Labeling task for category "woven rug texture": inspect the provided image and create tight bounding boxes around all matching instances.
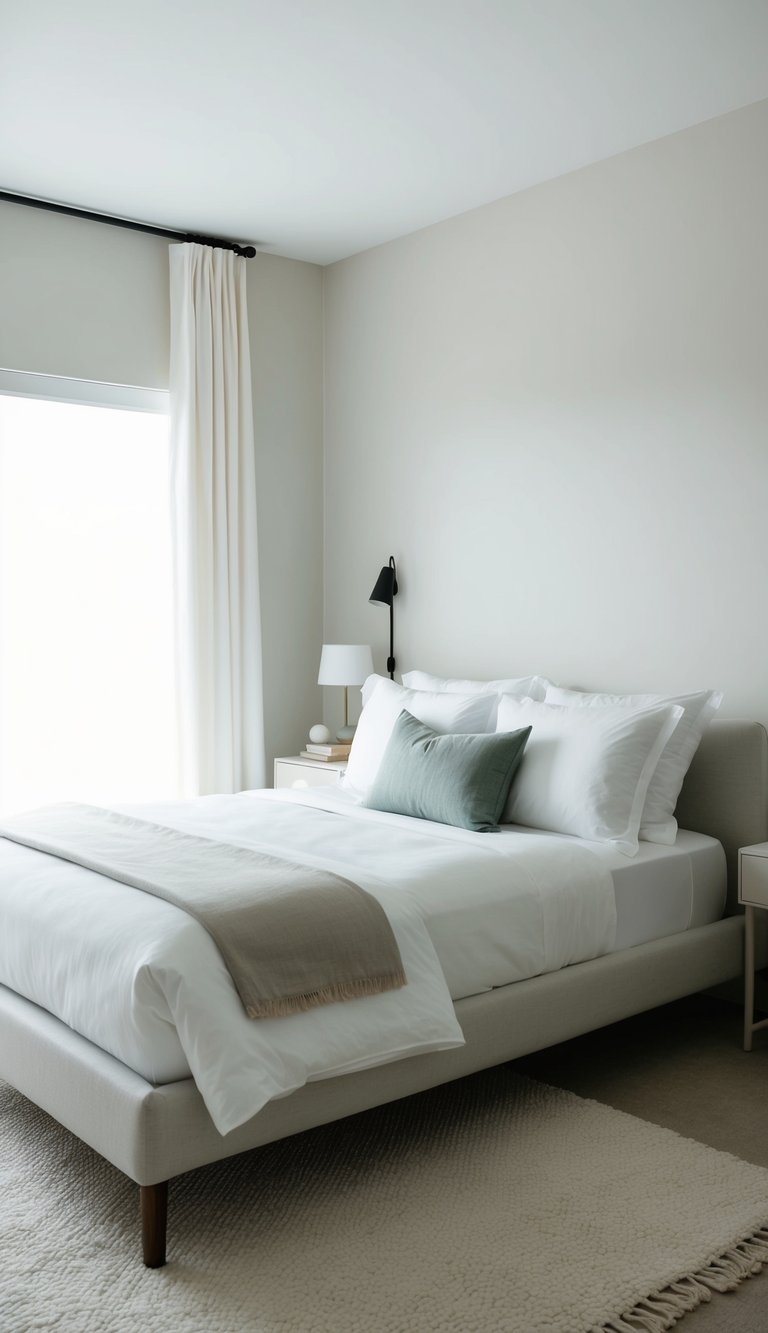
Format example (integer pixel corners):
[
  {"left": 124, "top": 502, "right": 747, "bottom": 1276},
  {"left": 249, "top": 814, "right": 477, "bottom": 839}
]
[{"left": 2, "top": 1067, "right": 768, "bottom": 1333}]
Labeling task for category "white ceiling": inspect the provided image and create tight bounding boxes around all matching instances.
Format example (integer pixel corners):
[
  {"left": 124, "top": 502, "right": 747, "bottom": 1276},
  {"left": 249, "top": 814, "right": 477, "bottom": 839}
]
[{"left": 3, "top": 1, "right": 768, "bottom": 266}]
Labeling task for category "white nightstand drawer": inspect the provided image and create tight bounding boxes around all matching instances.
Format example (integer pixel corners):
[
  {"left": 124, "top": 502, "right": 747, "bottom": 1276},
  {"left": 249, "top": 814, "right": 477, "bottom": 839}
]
[
  {"left": 740, "top": 851, "right": 768, "bottom": 907},
  {"left": 274, "top": 758, "right": 346, "bottom": 790}
]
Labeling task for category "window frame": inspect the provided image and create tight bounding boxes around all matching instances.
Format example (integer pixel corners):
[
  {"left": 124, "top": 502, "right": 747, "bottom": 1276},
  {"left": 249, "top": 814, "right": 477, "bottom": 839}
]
[{"left": 0, "top": 367, "right": 168, "bottom": 415}]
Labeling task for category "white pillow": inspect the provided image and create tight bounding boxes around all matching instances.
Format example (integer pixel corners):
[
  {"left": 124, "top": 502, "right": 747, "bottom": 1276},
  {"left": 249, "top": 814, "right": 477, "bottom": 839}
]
[
  {"left": 402, "top": 670, "right": 548, "bottom": 700},
  {"left": 361, "top": 671, "right": 546, "bottom": 710},
  {"left": 544, "top": 685, "right": 723, "bottom": 845},
  {"left": 345, "top": 677, "right": 497, "bottom": 799},
  {"left": 361, "top": 673, "right": 393, "bottom": 709},
  {"left": 496, "top": 695, "right": 683, "bottom": 856}
]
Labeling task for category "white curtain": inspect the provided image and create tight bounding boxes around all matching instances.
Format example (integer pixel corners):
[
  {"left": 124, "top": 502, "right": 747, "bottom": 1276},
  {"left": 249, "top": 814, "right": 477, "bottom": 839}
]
[{"left": 169, "top": 243, "right": 265, "bottom": 795}]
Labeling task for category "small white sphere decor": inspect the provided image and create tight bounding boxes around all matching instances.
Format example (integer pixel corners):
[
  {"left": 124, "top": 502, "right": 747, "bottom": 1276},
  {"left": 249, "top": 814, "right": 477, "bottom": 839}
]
[{"left": 309, "top": 723, "right": 332, "bottom": 744}]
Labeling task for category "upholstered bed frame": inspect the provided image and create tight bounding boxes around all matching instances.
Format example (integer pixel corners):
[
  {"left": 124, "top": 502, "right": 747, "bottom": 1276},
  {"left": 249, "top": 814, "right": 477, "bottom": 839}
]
[{"left": 1, "top": 720, "right": 766, "bottom": 1267}]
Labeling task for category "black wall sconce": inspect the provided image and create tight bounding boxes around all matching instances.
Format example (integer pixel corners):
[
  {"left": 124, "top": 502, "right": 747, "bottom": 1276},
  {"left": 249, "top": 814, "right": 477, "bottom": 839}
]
[{"left": 369, "top": 556, "right": 398, "bottom": 680}]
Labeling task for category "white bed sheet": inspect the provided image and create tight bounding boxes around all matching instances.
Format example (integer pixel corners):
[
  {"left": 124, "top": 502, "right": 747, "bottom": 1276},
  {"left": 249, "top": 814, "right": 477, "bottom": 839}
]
[
  {"left": 0, "top": 788, "right": 616, "bottom": 1135},
  {"left": 501, "top": 824, "right": 726, "bottom": 959},
  {"left": 286, "top": 795, "right": 725, "bottom": 1000},
  {"left": 416, "top": 826, "right": 726, "bottom": 999},
  {"left": 609, "top": 830, "right": 726, "bottom": 950}
]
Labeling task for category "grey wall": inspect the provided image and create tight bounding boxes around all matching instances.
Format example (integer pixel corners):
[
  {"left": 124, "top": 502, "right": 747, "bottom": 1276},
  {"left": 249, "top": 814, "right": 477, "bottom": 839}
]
[
  {"left": 323, "top": 99, "right": 768, "bottom": 726},
  {"left": 0, "top": 200, "right": 324, "bottom": 763},
  {"left": 247, "top": 251, "right": 324, "bottom": 761}
]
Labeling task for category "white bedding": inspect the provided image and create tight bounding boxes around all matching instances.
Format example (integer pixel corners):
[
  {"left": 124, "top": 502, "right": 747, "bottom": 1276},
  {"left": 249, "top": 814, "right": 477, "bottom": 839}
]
[
  {"left": 501, "top": 823, "right": 727, "bottom": 956},
  {"left": 0, "top": 787, "right": 616, "bottom": 1134},
  {"left": 608, "top": 830, "right": 726, "bottom": 949}
]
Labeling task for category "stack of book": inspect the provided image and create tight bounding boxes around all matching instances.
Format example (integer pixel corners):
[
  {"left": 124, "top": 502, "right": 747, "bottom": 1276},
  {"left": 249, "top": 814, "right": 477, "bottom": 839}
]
[{"left": 299, "top": 741, "right": 352, "bottom": 763}]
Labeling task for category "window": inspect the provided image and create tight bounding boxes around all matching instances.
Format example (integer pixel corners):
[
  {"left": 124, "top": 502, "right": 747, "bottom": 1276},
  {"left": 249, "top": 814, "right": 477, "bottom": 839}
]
[{"left": 0, "top": 373, "right": 178, "bottom": 814}]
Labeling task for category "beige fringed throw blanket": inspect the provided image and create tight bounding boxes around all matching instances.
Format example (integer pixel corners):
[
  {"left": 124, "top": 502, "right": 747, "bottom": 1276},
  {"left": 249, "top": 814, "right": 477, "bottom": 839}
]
[{"left": 0, "top": 803, "right": 406, "bottom": 1019}]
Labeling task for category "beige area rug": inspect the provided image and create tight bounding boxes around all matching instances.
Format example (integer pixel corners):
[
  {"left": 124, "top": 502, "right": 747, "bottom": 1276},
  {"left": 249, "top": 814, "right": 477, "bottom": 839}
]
[{"left": 3, "top": 1069, "right": 768, "bottom": 1333}]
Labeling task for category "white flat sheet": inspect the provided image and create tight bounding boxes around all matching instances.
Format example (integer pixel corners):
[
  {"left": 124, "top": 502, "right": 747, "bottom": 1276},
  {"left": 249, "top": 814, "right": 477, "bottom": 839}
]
[
  {"left": 609, "top": 830, "right": 726, "bottom": 950},
  {"left": 417, "top": 826, "right": 726, "bottom": 998},
  {"left": 502, "top": 824, "right": 727, "bottom": 959},
  {"left": 0, "top": 788, "right": 616, "bottom": 1135}
]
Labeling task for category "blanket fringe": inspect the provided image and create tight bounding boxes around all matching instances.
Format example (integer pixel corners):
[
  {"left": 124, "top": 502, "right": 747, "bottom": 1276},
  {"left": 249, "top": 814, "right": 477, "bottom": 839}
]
[
  {"left": 592, "top": 1225, "right": 768, "bottom": 1333},
  {"left": 246, "top": 971, "right": 408, "bottom": 1019}
]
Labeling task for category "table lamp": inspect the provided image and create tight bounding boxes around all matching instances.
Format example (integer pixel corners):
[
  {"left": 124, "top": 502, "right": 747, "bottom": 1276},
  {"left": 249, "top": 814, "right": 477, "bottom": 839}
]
[{"left": 318, "top": 644, "right": 374, "bottom": 742}]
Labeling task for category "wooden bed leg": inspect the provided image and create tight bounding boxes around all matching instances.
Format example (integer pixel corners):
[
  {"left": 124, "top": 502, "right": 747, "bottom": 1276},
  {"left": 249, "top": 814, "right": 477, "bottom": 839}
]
[{"left": 140, "top": 1181, "right": 168, "bottom": 1268}]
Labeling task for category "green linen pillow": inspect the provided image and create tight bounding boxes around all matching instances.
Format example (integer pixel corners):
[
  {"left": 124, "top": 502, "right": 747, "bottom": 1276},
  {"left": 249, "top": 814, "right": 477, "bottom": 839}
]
[{"left": 364, "top": 709, "right": 531, "bottom": 832}]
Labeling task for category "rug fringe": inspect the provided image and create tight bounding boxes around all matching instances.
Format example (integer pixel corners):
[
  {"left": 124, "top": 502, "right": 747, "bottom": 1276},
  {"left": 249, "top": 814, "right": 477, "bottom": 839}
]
[{"left": 592, "top": 1224, "right": 768, "bottom": 1333}]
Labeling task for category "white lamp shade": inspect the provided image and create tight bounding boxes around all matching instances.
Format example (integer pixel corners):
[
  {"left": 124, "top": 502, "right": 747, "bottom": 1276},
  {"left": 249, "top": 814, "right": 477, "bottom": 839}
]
[{"left": 318, "top": 644, "right": 374, "bottom": 687}]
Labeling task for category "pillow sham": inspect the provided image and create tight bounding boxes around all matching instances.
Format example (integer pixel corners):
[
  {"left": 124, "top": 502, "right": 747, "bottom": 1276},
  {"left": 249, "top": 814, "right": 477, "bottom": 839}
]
[
  {"left": 401, "top": 670, "right": 548, "bottom": 700},
  {"left": 345, "top": 677, "right": 497, "bottom": 799},
  {"left": 361, "top": 673, "right": 394, "bottom": 709},
  {"left": 544, "top": 685, "right": 723, "bottom": 845},
  {"left": 496, "top": 695, "right": 683, "bottom": 856},
  {"left": 364, "top": 709, "right": 532, "bottom": 832}
]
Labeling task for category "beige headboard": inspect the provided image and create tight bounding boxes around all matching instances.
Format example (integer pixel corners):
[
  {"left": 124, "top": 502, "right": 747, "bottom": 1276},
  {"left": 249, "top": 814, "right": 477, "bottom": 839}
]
[{"left": 675, "top": 719, "right": 768, "bottom": 913}]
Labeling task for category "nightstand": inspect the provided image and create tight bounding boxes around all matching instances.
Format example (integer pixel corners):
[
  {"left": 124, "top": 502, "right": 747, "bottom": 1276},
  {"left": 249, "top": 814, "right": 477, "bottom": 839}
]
[
  {"left": 273, "top": 755, "right": 348, "bottom": 790},
  {"left": 739, "top": 843, "right": 768, "bottom": 1050}
]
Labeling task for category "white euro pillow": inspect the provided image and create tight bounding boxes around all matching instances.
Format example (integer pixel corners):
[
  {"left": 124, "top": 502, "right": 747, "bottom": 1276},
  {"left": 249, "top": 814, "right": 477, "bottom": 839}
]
[
  {"left": 496, "top": 695, "right": 683, "bottom": 856},
  {"left": 544, "top": 686, "right": 723, "bottom": 845},
  {"left": 402, "top": 670, "right": 548, "bottom": 700},
  {"left": 345, "top": 676, "right": 497, "bottom": 799}
]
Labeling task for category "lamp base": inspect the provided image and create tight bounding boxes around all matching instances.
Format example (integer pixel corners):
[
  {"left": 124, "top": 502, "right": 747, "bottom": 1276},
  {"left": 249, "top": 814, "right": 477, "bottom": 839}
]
[{"left": 337, "top": 724, "right": 357, "bottom": 743}]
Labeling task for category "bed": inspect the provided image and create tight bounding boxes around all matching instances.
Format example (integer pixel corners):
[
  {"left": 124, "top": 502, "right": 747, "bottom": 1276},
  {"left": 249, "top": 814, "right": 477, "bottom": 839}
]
[{"left": 0, "top": 715, "right": 765, "bottom": 1268}]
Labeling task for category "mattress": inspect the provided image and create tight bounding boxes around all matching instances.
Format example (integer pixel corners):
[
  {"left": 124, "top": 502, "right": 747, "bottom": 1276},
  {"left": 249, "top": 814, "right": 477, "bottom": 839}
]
[
  {"left": 608, "top": 830, "right": 726, "bottom": 951},
  {"left": 498, "top": 824, "right": 726, "bottom": 965},
  {"left": 404, "top": 821, "right": 726, "bottom": 1000},
  {"left": 246, "top": 791, "right": 726, "bottom": 1000}
]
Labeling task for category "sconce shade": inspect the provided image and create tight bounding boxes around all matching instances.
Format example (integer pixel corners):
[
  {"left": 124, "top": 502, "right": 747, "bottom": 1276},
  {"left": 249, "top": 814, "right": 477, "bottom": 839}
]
[
  {"left": 369, "top": 561, "right": 398, "bottom": 607},
  {"left": 317, "top": 644, "right": 374, "bottom": 687}
]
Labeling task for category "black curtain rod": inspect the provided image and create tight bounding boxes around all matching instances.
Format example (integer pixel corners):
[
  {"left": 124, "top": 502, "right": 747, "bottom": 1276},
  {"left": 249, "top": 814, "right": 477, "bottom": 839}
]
[{"left": 0, "top": 189, "right": 257, "bottom": 258}]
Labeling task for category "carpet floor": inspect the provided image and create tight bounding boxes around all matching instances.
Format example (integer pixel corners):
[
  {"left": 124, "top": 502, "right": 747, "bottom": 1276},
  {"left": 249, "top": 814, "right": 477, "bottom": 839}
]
[
  {"left": 3, "top": 1017, "right": 768, "bottom": 1333},
  {"left": 518, "top": 992, "right": 768, "bottom": 1331}
]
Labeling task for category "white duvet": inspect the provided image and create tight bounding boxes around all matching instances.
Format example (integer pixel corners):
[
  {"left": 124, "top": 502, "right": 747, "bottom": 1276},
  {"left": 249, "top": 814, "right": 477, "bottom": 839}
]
[{"left": 0, "top": 787, "right": 616, "bottom": 1135}]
